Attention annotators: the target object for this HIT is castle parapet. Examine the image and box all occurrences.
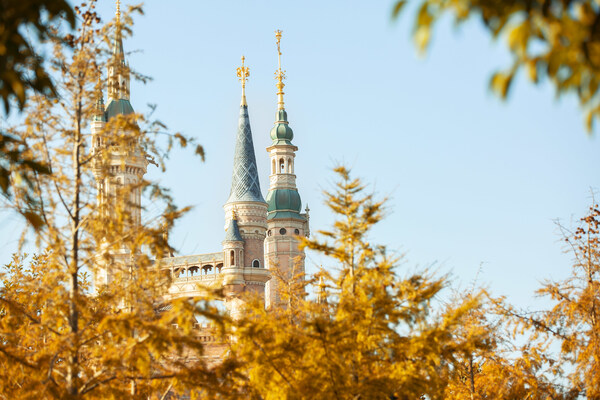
[158,252,224,299]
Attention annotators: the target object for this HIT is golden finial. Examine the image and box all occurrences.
[317,274,327,304]
[116,0,121,23]
[236,55,250,106]
[230,208,237,221]
[275,30,286,111]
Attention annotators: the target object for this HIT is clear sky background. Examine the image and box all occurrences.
[2,0,599,310]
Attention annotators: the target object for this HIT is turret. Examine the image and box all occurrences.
[221,57,270,318]
[92,0,148,288]
[264,31,309,309]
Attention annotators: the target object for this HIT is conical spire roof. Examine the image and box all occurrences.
[106,0,133,118]
[112,29,125,61]
[223,215,243,242]
[113,0,124,59]
[226,104,265,204]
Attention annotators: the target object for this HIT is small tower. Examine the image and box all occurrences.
[221,57,270,318]
[264,31,310,309]
[92,0,148,287]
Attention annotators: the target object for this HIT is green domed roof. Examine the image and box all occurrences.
[270,109,294,145]
[266,188,303,220]
[106,99,134,120]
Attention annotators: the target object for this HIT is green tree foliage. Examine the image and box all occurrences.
[393,0,600,132]
[0,2,228,398]
[226,167,491,399]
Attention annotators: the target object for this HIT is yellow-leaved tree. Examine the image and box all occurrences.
[0,0,76,228]
[442,291,569,399]
[393,0,600,132]
[446,203,600,400]
[0,2,231,399]
[497,204,600,400]
[225,167,494,400]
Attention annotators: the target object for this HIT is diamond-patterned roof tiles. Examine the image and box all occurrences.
[227,105,265,204]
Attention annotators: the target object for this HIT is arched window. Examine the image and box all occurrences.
[287,158,292,173]
[252,259,260,268]
[272,159,276,174]
[230,250,235,266]
[279,158,285,173]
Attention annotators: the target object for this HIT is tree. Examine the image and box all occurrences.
[0,2,228,398]
[393,0,600,132]
[225,167,491,400]
[0,0,76,224]
[502,204,600,399]
[442,291,568,399]
[0,0,75,113]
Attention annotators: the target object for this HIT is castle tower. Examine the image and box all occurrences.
[92,0,148,287]
[264,31,310,309]
[221,57,270,319]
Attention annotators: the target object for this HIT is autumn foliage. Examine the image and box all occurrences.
[393,0,600,132]
[0,1,599,399]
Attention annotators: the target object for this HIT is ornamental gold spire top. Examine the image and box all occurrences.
[236,55,250,106]
[116,0,121,24]
[275,30,286,111]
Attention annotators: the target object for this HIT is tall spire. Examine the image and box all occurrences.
[112,0,124,59]
[106,0,132,115]
[227,60,265,204]
[275,30,286,111]
[236,56,249,106]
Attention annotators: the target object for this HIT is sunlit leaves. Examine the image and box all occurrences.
[393,0,600,133]
[0,0,75,113]
[226,167,491,399]
[490,70,514,99]
[392,0,408,19]
[0,1,225,398]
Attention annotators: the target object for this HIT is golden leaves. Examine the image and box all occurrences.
[0,2,219,398]
[225,168,491,400]
[393,0,600,133]
[415,3,435,53]
[392,0,407,19]
[489,70,514,99]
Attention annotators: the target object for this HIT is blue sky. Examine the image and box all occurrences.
[3,0,599,309]
[102,0,600,307]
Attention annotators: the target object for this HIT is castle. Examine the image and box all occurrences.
[91,3,309,320]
